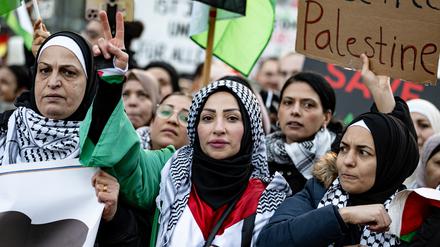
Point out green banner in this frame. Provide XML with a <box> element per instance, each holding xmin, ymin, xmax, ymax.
<box><xmin>0</xmin><ymin>0</ymin><xmax>21</xmax><ymax>16</ymax></box>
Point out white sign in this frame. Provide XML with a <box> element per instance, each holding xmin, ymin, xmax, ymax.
<box><xmin>132</xmin><ymin>0</ymin><xmax>204</xmax><ymax>73</ymax></box>
<box><xmin>263</xmin><ymin>0</ymin><xmax>299</xmax><ymax>57</ymax></box>
<box><xmin>0</xmin><ymin>159</ymin><xmax>103</xmax><ymax>247</ymax></box>
<box><xmin>132</xmin><ymin>0</ymin><xmax>301</xmax><ymax>74</ymax></box>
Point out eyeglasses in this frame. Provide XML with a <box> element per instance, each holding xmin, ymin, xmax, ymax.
<box><xmin>156</xmin><ymin>104</ymin><xmax>189</xmax><ymax>126</ymax></box>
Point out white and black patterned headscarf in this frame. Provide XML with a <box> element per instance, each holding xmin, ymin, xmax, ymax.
<box><xmin>0</xmin><ymin>32</ymin><xmax>96</xmax><ymax>165</ymax></box>
<box><xmin>155</xmin><ymin>80</ymin><xmax>291</xmax><ymax>247</ymax></box>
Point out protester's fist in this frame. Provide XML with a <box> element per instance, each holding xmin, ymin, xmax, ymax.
<box><xmin>92</xmin><ymin>11</ymin><xmax>128</xmax><ymax>71</ymax></box>
<box><xmin>339</xmin><ymin>204</ymin><xmax>391</xmax><ymax>233</ymax></box>
<box><xmin>32</xmin><ymin>18</ymin><xmax>50</xmax><ymax>57</ymax></box>
<box><xmin>92</xmin><ymin>170</ymin><xmax>119</xmax><ymax>222</ymax></box>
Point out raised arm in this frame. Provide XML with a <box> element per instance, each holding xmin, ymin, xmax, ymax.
<box><xmin>360</xmin><ymin>54</ymin><xmax>416</xmax><ymax>136</ymax></box>
<box><xmin>79</xmin><ymin>11</ymin><xmax>174</xmax><ymax>210</ymax></box>
<box><xmin>32</xmin><ymin>18</ymin><xmax>50</xmax><ymax>57</ymax></box>
<box><xmin>360</xmin><ymin>54</ymin><xmax>395</xmax><ymax>114</ymax></box>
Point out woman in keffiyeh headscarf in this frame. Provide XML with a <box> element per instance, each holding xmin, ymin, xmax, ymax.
<box><xmin>0</xmin><ymin>13</ymin><xmax>151</xmax><ymax>246</ymax></box>
<box><xmin>256</xmin><ymin>54</ymin><xmax>419</xmax><ymax>247</ymax></box>
<box><xmin>151</xmin><ymin>79</ymin><xmax>290</xmax><ymax>246</ymax></box>
<box><xmin>0</xmin><ymin>31</ymin><xmax>97</xmax><ymax>165</ymax></box>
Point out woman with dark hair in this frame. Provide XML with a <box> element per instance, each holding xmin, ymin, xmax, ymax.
<box><xmin>0</xmin><ymin>65</ymin><xmax>30</xmax><ymax>111</ymax></box>
<box><xmin>136</xmin><ymin>92</ymin><xmax>192</xmax><ymax>150</ymax></box>
<box><xmin>256</xmin><ymin>54</ymin><xmax>419</xmax><ymax>247</ymax></box>
<box><xmin>266</xmin><ymin>72</ymin><xmax>342</xmax><ymax>194</ymax></box>
<box><xmin>145</xmin><ymin>61</ymin><xmax>180</xmax><ymax>97</ymax></box>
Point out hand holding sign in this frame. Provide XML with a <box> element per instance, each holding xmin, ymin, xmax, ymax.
<box><xmin>93</xmin><ymin>11</ymin><xmax>128</xmax><ymax>71</ymax></box>
<box><xmin>360</xmin><ymin>53</ymin><xmax>395</xmax><ymax>113</ymax></box>
<box><xmin>92</xmin><ymin>170</ymin><xmax>119</xmax><ymax>222</ymax></box>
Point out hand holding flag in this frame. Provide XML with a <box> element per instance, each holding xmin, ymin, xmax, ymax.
<box><xmin>32</xmin><ymin>18</ymin><xmax>49</xmax><ymax>56</ymax></box>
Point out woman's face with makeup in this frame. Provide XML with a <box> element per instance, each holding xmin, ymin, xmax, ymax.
<box><xmin>197</xmin><ymin>91</ymin><xmax>244</xmax><ymax>160</ymax></box>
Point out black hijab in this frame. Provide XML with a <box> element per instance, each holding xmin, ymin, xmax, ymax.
<box><xmin>191</xmin><ymin>87</ymin><xmax>253</xmax><ymax>210</ymax></box>
<box><xmin>28</xmin><ymin>31</ymin><xmax>97</xmax><ymax>121</ymax></box>
<box><xmin>345</xmin><ymin>108</ymin><xmax>419</xmax><ymax>206</ymax></box>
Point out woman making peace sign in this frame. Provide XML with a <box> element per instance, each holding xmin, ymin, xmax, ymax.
<box><xmin>79</xmin><ymin>8</ymin><xmax>175</xmax><ymax>227</ymax></box>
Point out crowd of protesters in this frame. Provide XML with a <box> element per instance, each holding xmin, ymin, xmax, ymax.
<box><xmin>0</xmin><ymin>8</ymin><xmax>440</xmax><ymax>247</ymax></box>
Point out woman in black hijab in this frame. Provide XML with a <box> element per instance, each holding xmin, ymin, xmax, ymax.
<box><xmin>1</xmin><ymin>25</ymin><xmax>143</xmax><ymax>246</ymax></box>
<box><xmin>256</xmin><ymin>54</ymin><xmax>419</xmax><ymax>247</ymax></box>
<box><xmin>153</xmin><ymin>79</ymin><xmax>290</xmax><ymax>246</ymax></box>
<box><xmin>0</xmin><ymin>31</ymin><xmax>97</xmax><ymax>165</ymax></box>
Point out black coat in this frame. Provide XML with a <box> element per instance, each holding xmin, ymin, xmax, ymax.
<box><xmin>256</xmin><ymin>178</ymin><xmax>362</xmax><ymax>247</ymax></box>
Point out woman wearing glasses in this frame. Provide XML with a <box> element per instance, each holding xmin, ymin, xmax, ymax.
<box><xmin>136</xmin><ymin>92</ymin><xmax>192</xmax><ymax>150</ymax></box>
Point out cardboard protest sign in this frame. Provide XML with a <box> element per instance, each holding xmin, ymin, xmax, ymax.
<box><xmin>0</xmin><ymin>159</ymin><xmax>103</xmax><ymax>247</ymax></box>
<box><xmin>296</xmin><ymin>0</ymin><xmax>440</xmax><ymax>84</ymax></box>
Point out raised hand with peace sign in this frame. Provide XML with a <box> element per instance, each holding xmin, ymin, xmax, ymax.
<box><xmin>93</xmin><ymin>11</ymin><xmax>128</xmax><ymax>71</ymax></box>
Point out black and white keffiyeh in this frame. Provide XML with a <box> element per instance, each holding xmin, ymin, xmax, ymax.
<box><xmin>0</xmin><ymin>107</ymin><xmax>80</xmax><ymax>165</ymax></box>
<box><xmin>318</xmin><ymin>179</ymin><xmax>400</xmax><ymax>247</ymax></box>
<box><xmin>155</xmin><ymin>80</ymin><xmax>291</xmax><ymax>247</ymax></box>
<box><xmin>266</xmin><ymin>129</ymin><xmax>335</xmax><ymax>179</ymax></box>
<box><xmin>136</xmin><ymin>126</ymin><xmax>151</xmax><ymax>150</ymax></box>
<box><xmin>0</xmin><ymin>31</ymin><xmax>96</xmax><ymax>166</ymax></box>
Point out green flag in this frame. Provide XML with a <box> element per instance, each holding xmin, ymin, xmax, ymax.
<box><xmin>0</xmin><ymin>0</ymin><xmax>21</xmax><ymax>16</ymax></box>
<box><xmin>195</xmin><ymin>0</ymin><xmax>247</xmax><ymax>15</ymax></box>
<box><xmin>190</xmin><ymin>0</ymin><xmax>276</xmax><ymax>76</ymax></box>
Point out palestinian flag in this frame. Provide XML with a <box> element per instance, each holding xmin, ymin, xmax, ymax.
<box><xmin>195</xmin><ymin>0</ymin><xmax>247</xmax><ymax>15</ymax></box>
<box><xmin>3</xmin><ymin>3</ymin><xmax>33</xmax><ymax>50</ymax></box>
<box><xmin>388</xmin><ymin>188</ymin><xmax>440</xmax><ymax>243</ymax></box>
<box><xmin>190</xmin><ymin>0</ymin><xmax>276</xmax><ymax>76</ymax></box>
<box><xmin>0</xmin><ymin>0</ymin><xmax>21</xmax><ymax>16</ymax></box>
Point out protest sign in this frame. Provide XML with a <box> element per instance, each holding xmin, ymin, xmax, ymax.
<box><xmin>296</xmin><ymin>0</ymin><xmax>440</xmax><ymax>84</ymax></box>
<box><xmin>131</xmin><ymin>0</ymin><xmax>205</xmax><ymax>72</ymax></box>
<box><xmin>131</xmin><ymin>0</ymin><xmax>301</xmax><ymax>73</ymax></box>
<box><xmin>0</xmin><ymin>159</ymin><xmax>103</xmax><ymax>247</ymax></box>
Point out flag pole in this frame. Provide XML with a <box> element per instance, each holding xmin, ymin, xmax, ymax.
<box><xmin>201</xmin><ymin>7</ymin><xmax>217</xmax><ymax>87</ymax></box>
<box><xmin>32</xmin><ymin>0</ymin><xmax>41</xmax><ymax>20</ymax></box>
